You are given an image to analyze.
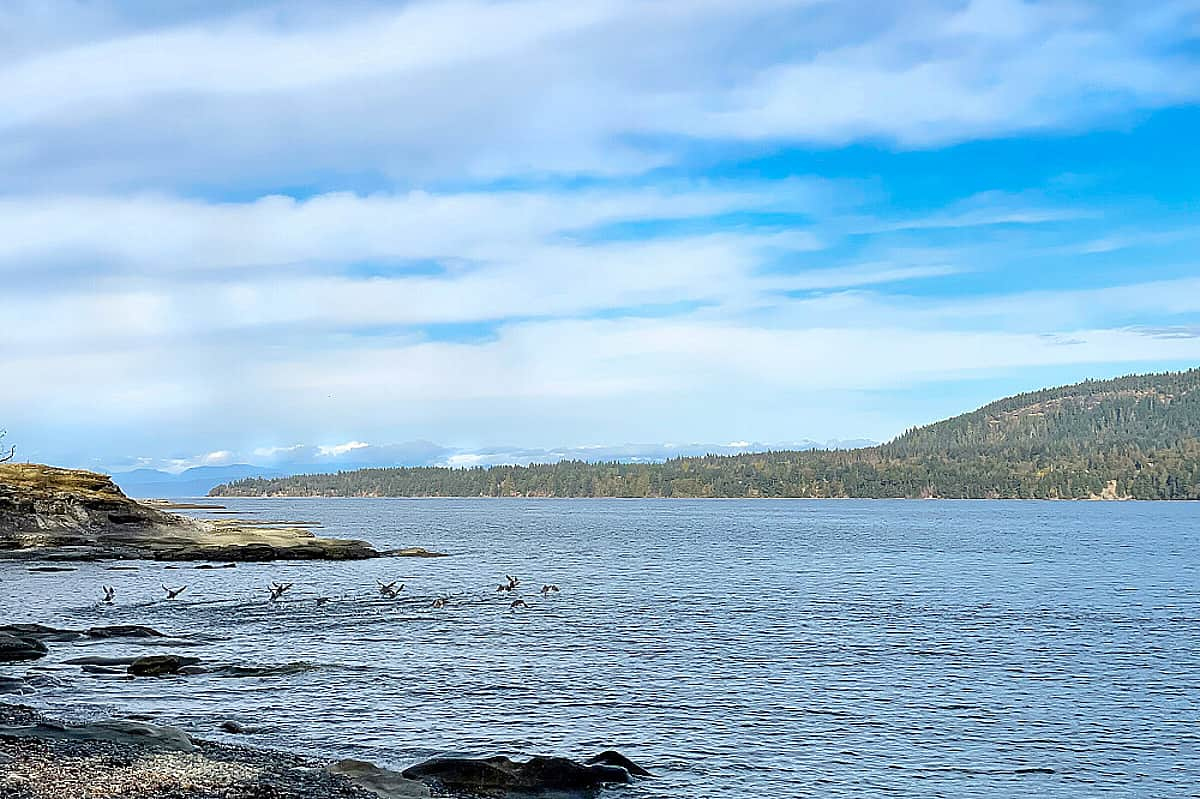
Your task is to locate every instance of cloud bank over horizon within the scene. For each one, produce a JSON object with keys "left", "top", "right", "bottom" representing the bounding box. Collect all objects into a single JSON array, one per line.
[
  {"left": 3, "top": 0, "right": 1199, "bottom": 473},
  {"left": 107, "top": 437, "right": 882, "bottom": 476}
]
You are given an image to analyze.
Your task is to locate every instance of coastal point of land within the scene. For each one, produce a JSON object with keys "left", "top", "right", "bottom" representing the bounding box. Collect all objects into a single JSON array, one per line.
[{"left": 0, "top": 464, "right": 381, "bottom": 562}]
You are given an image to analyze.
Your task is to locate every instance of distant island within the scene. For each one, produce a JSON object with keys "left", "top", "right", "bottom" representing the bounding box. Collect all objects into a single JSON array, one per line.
[{"left": 211, "top": 368, "right": 1200, "bottom": 500}]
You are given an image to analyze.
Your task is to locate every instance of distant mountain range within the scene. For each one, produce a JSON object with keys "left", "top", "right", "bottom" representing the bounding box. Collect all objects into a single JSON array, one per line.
[
  {"left": 113, "top": 465, "right": 289, "bottom": 498},
  {"left": 210, "top": 368, "right": 1200, "bottom": 500}
]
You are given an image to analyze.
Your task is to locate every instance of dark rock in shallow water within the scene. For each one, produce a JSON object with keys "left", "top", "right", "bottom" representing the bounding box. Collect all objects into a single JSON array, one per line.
[
  {"left": 219, "top": 719, "right": 257, "bottom": 734},
  {"left": 401, "top": 755, "right": 631, "bottom": 793},
  {"left": 380, "top": 547, "right": 449, "bottom": 558},
  {"left": 81, "top": 664, "right": 129, "bottom": 675},
  {"left": 0, "top": 624, "right": 81, "bottom": 642},
  {"left": 64, "top": 655, "right": 141, "bottom": 666},
  {"left": 0, "top": 634, "right": 48, "bottom": 662},
  {"left": 26, "top": 565, "right": 76, "bottom": 573},
  {"left": 329, "top": 759, "right": 431, "bottom": 797},
  {"left": 585, "top": 750, "right": 651, "bottom": 777},
  {"left": 85, "top": 624, "right": 165, "bottom": 639},
  {"left": 127, "top": 654, "right": 201, "bottom": 676}
]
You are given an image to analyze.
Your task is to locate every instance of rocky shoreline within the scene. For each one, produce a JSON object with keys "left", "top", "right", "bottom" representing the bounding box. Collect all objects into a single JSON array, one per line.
[
  {"left": 0, "top": 702, "right": 648, "bottom": 798},
  {"left": 0, "top": 464, "right": 395, "bottom": 562},
  {"left": 0, "top": 624, "right": 649, "bottom": 797},
  {"left": 0, "top": 465, "right": 647, "bottom": 796},
  {"left": 0, "top": 702, "right": 409, "bottom": 798}
]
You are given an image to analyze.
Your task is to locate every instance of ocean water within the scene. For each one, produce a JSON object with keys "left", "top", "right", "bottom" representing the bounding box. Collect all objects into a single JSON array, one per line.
[{"left": 3, "top": 499, "right": 1198, "bottom": 798}]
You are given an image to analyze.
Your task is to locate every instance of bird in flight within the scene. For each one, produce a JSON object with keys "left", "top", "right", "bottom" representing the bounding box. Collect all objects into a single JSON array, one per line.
[{"left": 377, "top": 580, "right": 404, "bottom": 599}]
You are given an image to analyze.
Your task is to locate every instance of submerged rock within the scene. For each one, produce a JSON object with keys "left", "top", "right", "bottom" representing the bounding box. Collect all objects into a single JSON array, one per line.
[
  {"left": 329, "top": 758, "right": 432, "bottom": 797},
  {"left": 177, "top": 665, "right": 209, "bottom": 675},
  {"left": 85, "top": 624, "right": 165, "bottom": 639},
  {"left": 401, "top": 755, "right": 631, "bottom": 793},
  {"left": 0, "top": 634, "right": 48, "bottom": 663},
  {"left": 127, "top": 654, "right": 202, "bottom": 676},
  {"left": 586, "top": 750, "right": 651, "bottom": 777},
  {"left": 81, "top": 664, "right": 128, "bottom": 675},
  {"left": 381, "top": 547, "right": 449, "bottom": 558},
  {"left": 0, "top": 624, "right": 80, "bottom": 642},
  {"left": 65, "top": 655, "right": 141, "bottom": 666}
]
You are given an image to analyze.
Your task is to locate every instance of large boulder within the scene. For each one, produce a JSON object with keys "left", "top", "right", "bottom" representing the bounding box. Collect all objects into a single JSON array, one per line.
[{"left": 401, "top": 755, "right": 631, "bottom": 793}]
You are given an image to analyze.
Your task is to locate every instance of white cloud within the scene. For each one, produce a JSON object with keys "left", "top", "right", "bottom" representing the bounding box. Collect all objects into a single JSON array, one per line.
[
  {"left": 0, "top": 184, "right": 813, "bottom": 273},
  {"left": 3, "top": 1, "right": 1198, "bottom": 469},
  {"left": 1, "top": 1, "right": 1196, "bottom": 189},
  {"left": 316, "top": 441, "right": 370, "bottom": 457}
]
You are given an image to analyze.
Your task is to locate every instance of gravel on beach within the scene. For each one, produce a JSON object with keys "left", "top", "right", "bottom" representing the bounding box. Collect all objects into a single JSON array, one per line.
[{"left": 0, "top": 704, "right": 379, "bottom": 799}]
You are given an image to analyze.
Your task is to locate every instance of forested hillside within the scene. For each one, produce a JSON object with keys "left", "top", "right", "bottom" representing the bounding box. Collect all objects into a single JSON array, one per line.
[{"left": 212, "top": 369, "right": 1200, "bottom": 500}]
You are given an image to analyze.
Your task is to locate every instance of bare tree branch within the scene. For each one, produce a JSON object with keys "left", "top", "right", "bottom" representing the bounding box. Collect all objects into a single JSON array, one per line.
[{"left": 0, "top": 430, "right": 14, "bottom": 463}]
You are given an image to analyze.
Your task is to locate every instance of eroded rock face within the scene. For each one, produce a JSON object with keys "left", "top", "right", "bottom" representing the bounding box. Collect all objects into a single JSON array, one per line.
[
  {"left": 401, "top": 754, "right": 632, "bottom": 793},
  {"left": 0, "top": 464, "right": 380, "bottom": 562}
]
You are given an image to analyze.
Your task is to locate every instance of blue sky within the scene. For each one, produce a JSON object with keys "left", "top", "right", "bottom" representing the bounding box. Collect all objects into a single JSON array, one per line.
[{"left": 3, "top": 0, "right": 1200, "bottom": 473}]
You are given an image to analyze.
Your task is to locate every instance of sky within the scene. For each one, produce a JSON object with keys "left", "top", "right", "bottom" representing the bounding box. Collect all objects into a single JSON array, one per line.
[{"left": 3, "top": 0, "right": 1200, "bottom": 474}]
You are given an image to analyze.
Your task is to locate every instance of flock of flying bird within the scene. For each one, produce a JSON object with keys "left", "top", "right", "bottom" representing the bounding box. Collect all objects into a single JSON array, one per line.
[{"left": 96, "top": 574, "right": 562, "bottom": 611}]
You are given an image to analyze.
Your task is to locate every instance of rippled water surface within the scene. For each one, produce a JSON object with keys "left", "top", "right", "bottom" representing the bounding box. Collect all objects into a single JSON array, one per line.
[{"left": 4, "top": 499, "right": 1199, "bottom": 797}]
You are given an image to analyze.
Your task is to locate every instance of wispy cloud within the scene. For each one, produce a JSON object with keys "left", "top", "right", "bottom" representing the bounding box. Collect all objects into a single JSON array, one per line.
[
  {"left": 2, "top": 1, "right": 1197, "bottom": 189},
  {"left": 2, "top": 0, "right": 1198, "bottom": 471}
]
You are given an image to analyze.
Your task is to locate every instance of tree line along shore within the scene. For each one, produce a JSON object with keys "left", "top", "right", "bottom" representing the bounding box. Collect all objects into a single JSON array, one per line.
[{"left": 211, "top": 369, "right": 1200, "bottom": 501}]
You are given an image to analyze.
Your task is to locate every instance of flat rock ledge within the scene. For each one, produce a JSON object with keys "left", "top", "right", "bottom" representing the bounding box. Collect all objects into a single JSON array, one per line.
[{"left": 0, "top": 464, "right": 382, "bottom": 562}]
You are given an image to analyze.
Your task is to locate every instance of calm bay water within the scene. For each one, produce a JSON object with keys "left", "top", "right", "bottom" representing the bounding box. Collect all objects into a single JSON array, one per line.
[{"left": 3, "top": 499, "right": 1199, "bottom": 797}]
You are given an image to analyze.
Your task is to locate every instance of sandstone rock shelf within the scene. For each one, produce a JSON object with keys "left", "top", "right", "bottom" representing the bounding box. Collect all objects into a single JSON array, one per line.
[{"left": 0, "top": 464, "right": 381, "bottom": 562}]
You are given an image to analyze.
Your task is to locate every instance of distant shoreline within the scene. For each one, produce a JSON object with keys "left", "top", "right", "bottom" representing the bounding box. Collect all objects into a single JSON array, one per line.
[{"left": 194, "top": 494, "right": 1186, "bottom": 501}]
